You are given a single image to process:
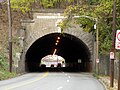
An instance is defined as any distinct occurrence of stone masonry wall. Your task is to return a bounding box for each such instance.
[20,11,95,72]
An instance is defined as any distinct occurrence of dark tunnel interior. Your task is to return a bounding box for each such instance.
[25,33,92,72]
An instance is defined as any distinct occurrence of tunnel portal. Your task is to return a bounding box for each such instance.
[25,33,91,72]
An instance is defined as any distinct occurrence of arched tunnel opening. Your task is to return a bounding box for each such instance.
[25,33,92,72]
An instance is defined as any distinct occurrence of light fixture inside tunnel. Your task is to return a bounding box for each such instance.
[53,49,57,55]
[55,43,58,45]
[56,40,59,43]
[57,37,60,40]
[40,55,65,67]
[55,36,60,45]
[54,36,61,53]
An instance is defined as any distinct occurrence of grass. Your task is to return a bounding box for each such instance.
[93,73,99,79]
[0,69,17,80]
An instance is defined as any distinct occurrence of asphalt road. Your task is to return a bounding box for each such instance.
[0,71,105,90]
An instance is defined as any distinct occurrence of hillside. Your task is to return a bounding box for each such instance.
[0,3,32,80]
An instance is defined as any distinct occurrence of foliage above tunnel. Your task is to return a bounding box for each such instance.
[59,0,120,55]
[9,0,77,13]
[6,0,103,13]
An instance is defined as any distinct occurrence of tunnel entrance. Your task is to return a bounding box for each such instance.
[25,33,91,72]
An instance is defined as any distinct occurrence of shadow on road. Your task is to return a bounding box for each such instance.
[38,67,87,73]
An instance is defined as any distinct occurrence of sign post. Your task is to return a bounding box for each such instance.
[110,0,116,87]
[115,30,120,50]
[7,0,12,72]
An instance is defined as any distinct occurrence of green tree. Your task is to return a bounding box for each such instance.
[60,0,120,55]
[10,0,75,11]
[11,0,34,13]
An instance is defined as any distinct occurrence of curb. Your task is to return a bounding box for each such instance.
[99,79,108,90]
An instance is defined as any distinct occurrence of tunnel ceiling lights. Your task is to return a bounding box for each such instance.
[53,36,61,54]
[55,36,61,46]
[57,37,60,40]
[53,49,57,55]
[56,40,59,43]
[55,43,58,45]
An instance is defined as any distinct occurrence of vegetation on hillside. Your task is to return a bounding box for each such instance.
[0,1,31,80]
[0,53,16,80]
[60,0,120,55]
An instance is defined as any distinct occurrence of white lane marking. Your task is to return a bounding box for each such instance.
[57,86,63,90]
[68,76,71,78]
[65,74,67,76]
[67,80,69,82]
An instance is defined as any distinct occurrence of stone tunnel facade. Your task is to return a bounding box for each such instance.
[18,10,95,72]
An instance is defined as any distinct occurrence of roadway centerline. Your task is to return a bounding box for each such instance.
[68,76,71,78]
[57,86,63,90]
[67,80,70,83]
[5,72,48,90]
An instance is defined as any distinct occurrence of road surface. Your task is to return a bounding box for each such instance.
[0,72,105,90]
